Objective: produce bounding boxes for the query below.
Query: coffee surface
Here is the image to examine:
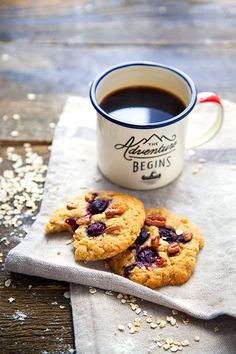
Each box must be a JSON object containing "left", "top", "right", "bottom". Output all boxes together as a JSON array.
[{"left": 100, "top": 86, "right": 186, "bottom": 125}]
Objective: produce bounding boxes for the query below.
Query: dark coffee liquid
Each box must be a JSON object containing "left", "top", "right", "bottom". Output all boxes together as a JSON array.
[{"left": 100, "top": 86, "right": 186, "bottom": 125}]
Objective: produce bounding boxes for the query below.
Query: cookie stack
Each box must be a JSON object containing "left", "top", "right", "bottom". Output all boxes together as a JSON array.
[{"left": 45, "top": 191, "right": 204, "bottom": 289}]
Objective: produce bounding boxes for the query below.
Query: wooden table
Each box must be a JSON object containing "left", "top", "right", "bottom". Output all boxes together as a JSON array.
[{"left": 0, "top": 1, "right": 235, "bottom": 352}]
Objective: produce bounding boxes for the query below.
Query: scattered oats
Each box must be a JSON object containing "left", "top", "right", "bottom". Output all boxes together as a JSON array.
[
  {"left": 214, "top": 326, "right": 219, "bottom": 332},
  {"left": 5, "top": 279, "right": 12, "bottom": 287},
  {"left": 49, "top": 122, "right": 56, "bottom": 129},
  {"left": 174, "top": 341, "right": 181, "bottom": 346},
  {"left": 89, "top": 287, "right": 97, "bottom": 294},
  {"left": 12, "top": 310, "right": 27, "bottom": 321},
  {"left": 23, "top": 143, "right": 31, "bottom": 148},
  {"left": 135, "top": 308, "right": 141, "bottom": 315},
  {"left": 166, "top": 337, "right": 174, "bottom": 344},
  {"left": 192, "top": 169, "right": 198, "bottom": 175},
  {"left": 181, "top": 340, "right": 189, "bottom": 346},
  {"left": 130, "top": 296, "right": 137, "bottom": 303},
  {"left": 167, "top": 316, "right": 177, "bottom": 326},
  {"left": 178, "top": 346, "right": 183, "bottom": 351},
  {"left": 130, "top": 303, "right": 137, "bottom": 310},
  {"left": 182, "top": 317, "right": 189, "bottom": 324},
  {"left": 150, "top": 323, "right": 158, "bottom": 329},
  {"left": 127, "top": 323, "right": 133, "bottom": 329},
  {"left": 2, "top": 114, "right": 9, "bottom": 121},
  {"left": 121, "top": 299, "right": 127, "bottom": 304},
  {"left": 142, "top": 311, "right": 148, "bottom": 316},
  {"left": 194, "top": 335, "right": 200, "bottom": 342},
  {"left": 163, "top": 343, "right": 170, "bottom": 350},
  {"left": 2, "top": 54, "right": 10, "bottom": 61},
  {"left": 105, "top": 290, "right": 113, "bottom": 296},
  {"left": 198, "top": 158, "right": 206, "bottom": 164},
  {"left": 170, "top": 345, "right": 179, "bottom": 352},
  {"left": 28, "top": 285, "right": 32, "bottom": 289},
  {"left": 134, "top": 318, "right": 141, "bottom": 327},
  {"left": 159, "top": 320, "right": 167, "bottom": 328},
  {"left": 12, "top": 114, "right": 21, "bottom": 120},
  {"left": 8, "top": 297, "right": 15, "bottom": 303},
  {"left": 188, "top": 149, "right": 196, "bottom": 156},
  {"left": 51, "top": 302, "right": 58, "bottom": 305},
  {"left": 68, "top": 349, "right": 75, "bottom": 354},
  {"left": 172, "top": 309, "right": 178, "bottom": 315},
  {"left": 27, "top": 93, "right": 36, "bottom": 101},
  {"left": 146, "top": 317, "right": 153, "bottom": 323},
  {"left": 10, "top": 130, "right": 19, "bottom": 137},
  {"left": 128, "top": 327, "right": 136, "bottom": 334},
  {"left": 59, "top": 305, "right": 65, "bottom": 309},
  {"left": 93, "top": 175, "right": 102, "bottom": 183},
  {"left": 63, "top": 292, "right": 70, "bottom": 299},
  {"left": 117, "top": 293, "right": 123, "bottom": 299},
  {"left": 118, "top": 324, "right": 125, "bottom": 331},
  {"left": 155, "top": 335, "right": 162, "bottom": 341}
]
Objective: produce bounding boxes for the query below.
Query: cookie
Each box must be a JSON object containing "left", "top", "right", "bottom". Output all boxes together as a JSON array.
[
  {"left": 45, "top": 191, "right": 145, "bottom": 261},
  {"left": 109, "top": 208, "right": 204, "bottom": 289}
]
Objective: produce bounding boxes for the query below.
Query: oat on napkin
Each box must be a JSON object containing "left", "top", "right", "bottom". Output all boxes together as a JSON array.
[
  {"left": 5, "top": 97, "right": 236, "bottom": 319},
  {"left": 71, "top": 284, "right": 236, "bottom": 354}
]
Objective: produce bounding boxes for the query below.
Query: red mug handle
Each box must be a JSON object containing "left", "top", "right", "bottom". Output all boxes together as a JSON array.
[{"left": 186, "top": 92, "right": 224, "bottom": 148}]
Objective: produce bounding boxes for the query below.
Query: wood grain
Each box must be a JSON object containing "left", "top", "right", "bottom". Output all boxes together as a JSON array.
[{"left": 1, "top": 43, "right": 236, "bottom": 142}]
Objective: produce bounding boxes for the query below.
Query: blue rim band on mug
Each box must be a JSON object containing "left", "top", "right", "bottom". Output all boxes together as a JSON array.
[{"left": 90, "top": 61, "right": 197, "bottom": 130}]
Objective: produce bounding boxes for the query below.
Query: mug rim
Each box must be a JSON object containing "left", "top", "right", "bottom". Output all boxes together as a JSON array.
[{"left": 89, "top": 61, "right": 197, "bottom": 129}]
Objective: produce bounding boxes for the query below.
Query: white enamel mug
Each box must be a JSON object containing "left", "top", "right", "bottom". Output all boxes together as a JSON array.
[{"left": 90, "top": 62, "right": 223, "bottom": 190}]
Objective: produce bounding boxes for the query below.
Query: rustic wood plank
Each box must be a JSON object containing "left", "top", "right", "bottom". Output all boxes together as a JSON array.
[
  {"left": 0, "top": 0, "right": 236, "bottom": 44},
  {"left": 1, "top": 42, "right": 236, "bottom": 142},
  {"left": 0, "top": 277, "right": 74, "bottom": 354}
]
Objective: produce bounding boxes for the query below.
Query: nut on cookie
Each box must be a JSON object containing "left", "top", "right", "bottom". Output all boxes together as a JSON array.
[
  {"left": 45, "top": 191, "right": 145, "bottom": 261},
  {"left": 109, "top": 208, "right": 204, "bottom": 289}
]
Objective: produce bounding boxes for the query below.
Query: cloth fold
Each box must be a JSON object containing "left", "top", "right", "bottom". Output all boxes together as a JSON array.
[{"left": 5, "top": 97, "right": 236, "bottom": 320}]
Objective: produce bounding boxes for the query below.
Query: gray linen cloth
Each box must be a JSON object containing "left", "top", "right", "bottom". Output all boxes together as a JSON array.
[
  {"left": 5, "top": 98, "right": 236, "bottom": 325},
  {"left": 71, "top": 284, "right": 236, "bottom": 354}
]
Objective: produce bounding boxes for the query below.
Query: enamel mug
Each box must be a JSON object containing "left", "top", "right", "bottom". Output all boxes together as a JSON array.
[{"left": 90, "top": 62, "right": 224, "bottom": 190}]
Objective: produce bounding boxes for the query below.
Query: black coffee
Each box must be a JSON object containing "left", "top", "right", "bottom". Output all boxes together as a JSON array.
[{"left": 100, "top": 86, "right": 186, "bottom": 125}]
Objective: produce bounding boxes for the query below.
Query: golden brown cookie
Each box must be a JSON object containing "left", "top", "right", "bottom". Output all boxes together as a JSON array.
[
  {"left": 109, "top": 208, "right": 204, "bottom": 289},
  {"left": 45, "top": 191, "right": 145, "bottom": 261}
]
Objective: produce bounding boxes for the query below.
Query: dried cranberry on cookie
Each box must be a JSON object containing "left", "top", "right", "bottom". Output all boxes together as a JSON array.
[
  {"left": 109, "top": 208, "right": 204, "bottom": 289},
  {"left": 45, "top": 191, "right": 145, "bottom": 261}
]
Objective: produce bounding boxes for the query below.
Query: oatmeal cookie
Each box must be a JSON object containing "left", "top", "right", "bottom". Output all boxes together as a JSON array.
[
  {"left": 45, "top": 191, "right": 145, "bottom": 261},
  {"left": 109, "top": 208, "right": 204, "bottom": 289}
]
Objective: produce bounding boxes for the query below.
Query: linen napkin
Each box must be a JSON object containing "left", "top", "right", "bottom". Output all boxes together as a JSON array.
[
  {"left": 71, "top": 284, "right": 236, "bottom": 354},
  {"left": 5, "top": 97, "right": 236, "bottom": 321}
]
